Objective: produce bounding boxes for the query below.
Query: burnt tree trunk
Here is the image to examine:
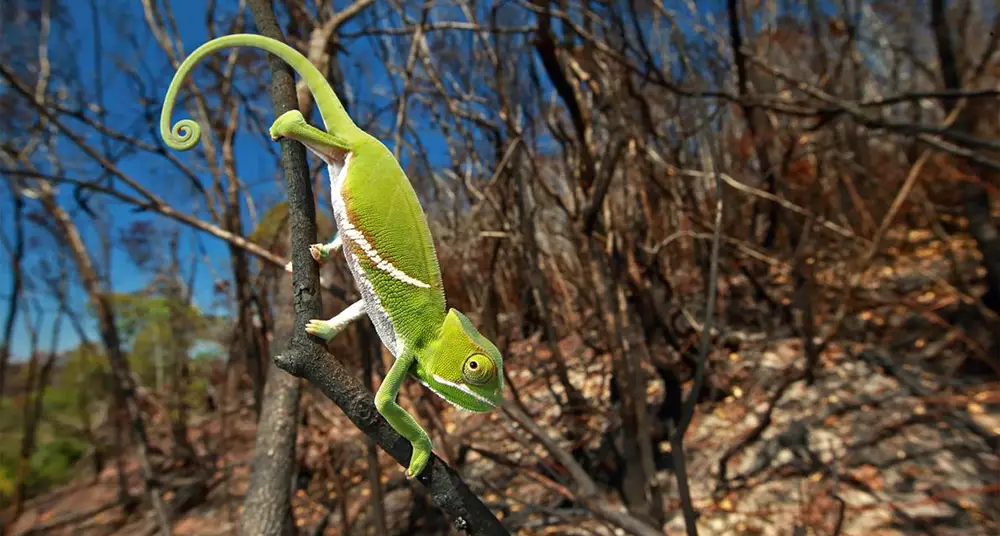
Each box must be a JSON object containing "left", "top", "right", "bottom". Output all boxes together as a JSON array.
[
  {"left": 727, "top": 0, "right": 782, "bottom": 249},
  {"left": 513, "top": 169, "right": 588, "bottom": 413},
  {"left": 930, "top": 0, "right": 1000, "bottom": 314},
  {"left": 165, "top": 235, "right": 196, "bottom": 464},
  {"left": 10, "top": 315, "right": 47, "bottom": 522},
  {"left": 585, "top": 240, "right": 662, "bottom": 525},
  {"left": 238, "top": 2, "right": 313, "bottom": 534},
  {"left": 228, "top": 224, "right": 268, "bottom": 413}
]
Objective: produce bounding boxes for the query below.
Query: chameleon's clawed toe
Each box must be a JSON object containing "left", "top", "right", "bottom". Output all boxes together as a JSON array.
[{"left": 269, "top": 110, "right": 307, "bottom": 141}]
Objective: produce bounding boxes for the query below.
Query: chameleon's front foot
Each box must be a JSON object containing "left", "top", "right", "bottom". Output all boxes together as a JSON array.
[
  {"left": 309, "top": 235, "right": 341, "bottom": 264},
  {"left": 309, "top": 243, "right": 331, "bottom": 263},
  {"left": 406, "top": 436, "right": 433, "bottom": 479},
  {"left": 269, "top": 110, "right": 307, "bottom": 141}
]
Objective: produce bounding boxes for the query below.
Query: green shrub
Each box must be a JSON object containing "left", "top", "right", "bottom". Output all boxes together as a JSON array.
[{"left": 25, "top": 436, "right": 88, "bottom": 496}]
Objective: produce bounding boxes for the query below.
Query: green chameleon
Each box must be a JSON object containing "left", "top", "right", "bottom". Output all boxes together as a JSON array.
[{"left": 159, "top": 34, "right": 504, "bottom": 478}]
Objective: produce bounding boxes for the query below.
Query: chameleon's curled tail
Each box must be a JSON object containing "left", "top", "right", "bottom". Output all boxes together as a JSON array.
[{"left": 160, "top": 34, "right": 360, "bottom": 151}]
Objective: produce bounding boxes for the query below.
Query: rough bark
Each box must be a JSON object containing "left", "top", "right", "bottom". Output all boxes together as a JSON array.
[
  {"left": 240, "top": 362, "right": 300, "bottom": 536},
  {"left": 360, "top": 322, "right": 389, "bottom": 536}
]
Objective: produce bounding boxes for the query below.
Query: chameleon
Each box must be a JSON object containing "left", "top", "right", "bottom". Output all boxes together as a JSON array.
[{"left": 159, "top": 34, "right": 504, "bottom": 478}]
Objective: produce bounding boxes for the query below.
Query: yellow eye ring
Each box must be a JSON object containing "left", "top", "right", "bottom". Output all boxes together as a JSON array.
[{"left": 462, "top": 354, "right": 494, "bottom": 385}]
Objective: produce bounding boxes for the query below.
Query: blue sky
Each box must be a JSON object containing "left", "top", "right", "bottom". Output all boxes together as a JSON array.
[
  {"left": 0, "top": 0, "right": 865, "bottom": 360},
  {"left": 1, "top": 0, "right": 381, "bottom": 359},
  {"left": 1, "top": 0, "right": 531, "bottom": 360}
]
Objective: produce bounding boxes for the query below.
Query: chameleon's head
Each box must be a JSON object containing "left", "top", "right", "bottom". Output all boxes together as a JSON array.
[{"left": 417, "top": 309, "right": 504, "bottom": 413}]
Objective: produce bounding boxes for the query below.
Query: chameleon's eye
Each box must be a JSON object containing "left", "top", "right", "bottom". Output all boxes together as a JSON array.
[{"left": 462, "top": 354, "right": 495, "bottom": 386}]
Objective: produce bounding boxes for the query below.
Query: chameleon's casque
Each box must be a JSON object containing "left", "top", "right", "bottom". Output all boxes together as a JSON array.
[{"left": 160, "top": 34, "right": 503, "bottom": 478}]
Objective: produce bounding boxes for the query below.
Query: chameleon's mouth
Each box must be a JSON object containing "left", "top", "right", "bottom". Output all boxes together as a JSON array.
[
  {"left": 315, "top": 145, "right": 349, "bottom": 167},
  {"left": 291, "top": 138, "right": 348, "bottom": 168}
]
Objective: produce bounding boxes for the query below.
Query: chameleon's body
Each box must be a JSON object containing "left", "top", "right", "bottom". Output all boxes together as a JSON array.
[
  {"left": 160, "top": 34, "right": 503, "bottom": 477},
  {"left": 328, "top": 141, "right": 445, "bottom": 359}
]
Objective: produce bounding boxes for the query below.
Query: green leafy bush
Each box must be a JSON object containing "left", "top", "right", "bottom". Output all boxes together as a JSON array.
[{"left": 26, "top": 436, "right": 88, "bottom": 495}]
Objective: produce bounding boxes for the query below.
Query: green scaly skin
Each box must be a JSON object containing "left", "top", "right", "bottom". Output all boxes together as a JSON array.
[{"left": 160, "top": 34, "right": 504, "bottom": 478}]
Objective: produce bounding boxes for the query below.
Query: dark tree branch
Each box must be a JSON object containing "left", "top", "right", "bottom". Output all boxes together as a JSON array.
[
  {"left": 238, "top": 3, "right": 311, "bottom": 536},
  {"left": 0, "top": 65, "right": 348, "bottom": 301},
  {"left": 501, "top": 404, "right": 663, "bottom": 536},
  {"left": 581, "top": 132, "right": 628, "bottom": 234},
  {"left": 859, "top": 348, "right": 998, "bottom": 452},
  {"left": 743, "top": 52, "right": 1000, "bottom": 175},
  {"left": 36, "top": 180, "right": 172, "bottom": 534},
  {"left": 530, "top": 0, "right": 596, "bottom": 191}
]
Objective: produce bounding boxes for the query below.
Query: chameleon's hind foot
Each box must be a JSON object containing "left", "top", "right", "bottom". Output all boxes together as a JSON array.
[
  {"left": 305, "top": 319, "right": 338, "bottom": 341},
  {"left": 305, "top": 300, "right": 366, "bottom": 342}
]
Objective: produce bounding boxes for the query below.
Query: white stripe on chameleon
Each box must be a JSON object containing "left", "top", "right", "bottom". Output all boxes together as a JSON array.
[
  {"left": 418, "top": 379, "right": 476, "bottom": 412},
  {"left": 431, "top": 374, "right": 495, "bottom": 407},
  {"left": 340, "top": 223, "right": 431, "bottom": 289}
]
